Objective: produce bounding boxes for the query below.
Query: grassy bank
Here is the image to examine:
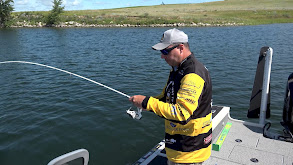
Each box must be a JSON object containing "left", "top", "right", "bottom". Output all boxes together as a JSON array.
[{"left": 10, "top": 0, "right": 293, "bottom": 27}]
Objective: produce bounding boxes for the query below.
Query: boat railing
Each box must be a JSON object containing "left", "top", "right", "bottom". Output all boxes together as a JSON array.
[
  {"left": 259, "top": 47, "right": 273, "bottom": 125},
  {"left": 47, "top": 149, "right": 89, "bottom": 165}
]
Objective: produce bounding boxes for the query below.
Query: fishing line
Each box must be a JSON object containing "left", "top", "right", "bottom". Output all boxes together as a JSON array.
[{"left": 0, "top": 61, "right": 142, "bottom": 119}]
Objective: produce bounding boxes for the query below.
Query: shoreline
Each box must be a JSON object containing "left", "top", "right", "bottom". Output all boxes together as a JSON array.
[
  {"left": 10, "top": 21, "right": 244, "bottom": 28},
  {"left": 3, "top": 0, "right": 292, "bottom": 29}
]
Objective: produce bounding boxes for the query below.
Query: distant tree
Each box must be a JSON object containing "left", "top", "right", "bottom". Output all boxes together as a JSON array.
[
  {"left": 0, "top": 0, "right": 14, "bottom": 28},
  {"left": 46, "top": 0, "right": 65, "bottom": 26}
]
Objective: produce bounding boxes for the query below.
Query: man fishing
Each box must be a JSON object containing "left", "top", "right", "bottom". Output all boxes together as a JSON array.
[{"left": 129, "top": 28, "right": 212, "bottom": 165}]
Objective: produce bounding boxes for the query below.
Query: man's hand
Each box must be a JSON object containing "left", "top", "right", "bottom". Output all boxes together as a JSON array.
[{"left": 129, "top": 95, "right": 146, "bottom": 109}]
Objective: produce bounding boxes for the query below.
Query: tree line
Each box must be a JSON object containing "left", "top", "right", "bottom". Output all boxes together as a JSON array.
[{"left": 0, "top": 0, "right": 64, "bottom": 28}]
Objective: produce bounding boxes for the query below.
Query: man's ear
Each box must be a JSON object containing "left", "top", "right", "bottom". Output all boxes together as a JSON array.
[{"left": 179, "top": 44, "right": 184, "bottom": 54}]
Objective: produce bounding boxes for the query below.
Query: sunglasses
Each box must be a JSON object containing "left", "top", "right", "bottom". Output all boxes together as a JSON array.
[{"left": 160, "top": 45, "right": 179, "bottom": 55}]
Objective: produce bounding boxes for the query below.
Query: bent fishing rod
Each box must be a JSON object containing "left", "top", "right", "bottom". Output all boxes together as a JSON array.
[{"left": 0, "top": 61, "right": 142, "bottom": 120}]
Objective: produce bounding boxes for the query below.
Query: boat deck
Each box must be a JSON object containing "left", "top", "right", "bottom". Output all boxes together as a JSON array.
[
  {"left": 133, "top": 106, "right": 293, "bottom": 165},
  {"left": 206, "top": 117, "right": 293, "bottom": 165}
]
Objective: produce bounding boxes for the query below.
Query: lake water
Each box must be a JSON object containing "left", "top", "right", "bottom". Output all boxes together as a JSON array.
[{"left": 0, "top": 24, "right": 292, "bottom": 165}]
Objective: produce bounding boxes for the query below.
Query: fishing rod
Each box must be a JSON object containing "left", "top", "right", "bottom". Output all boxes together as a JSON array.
[{"left": 0, "top": 61, "right": 142, "bottom": 120}]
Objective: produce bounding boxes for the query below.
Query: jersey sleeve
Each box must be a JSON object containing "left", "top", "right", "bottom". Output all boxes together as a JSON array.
[{"left": 146, "top": 73, "right": 205, "bottom": 124}]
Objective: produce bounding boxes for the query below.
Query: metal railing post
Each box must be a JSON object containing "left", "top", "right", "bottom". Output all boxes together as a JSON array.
[{"left": 259, "top": 47, "right": 273, "bottom": 125}]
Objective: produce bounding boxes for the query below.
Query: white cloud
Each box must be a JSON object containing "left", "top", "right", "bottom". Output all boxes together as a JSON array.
[
  {"left": 72, "top": 0, "right": 80, "bottom": 6},
  {"left": 14, "top": 0, "right": 37, "bottom": 11},
  {"left": 39, "top": 0, "right": 53, "bottom": 7},
  {"left": 63, "top": 0, "right": 81, "bottom": 6},
  {"left": 15, "top": 0, "right": 29, "bottom": 5}
]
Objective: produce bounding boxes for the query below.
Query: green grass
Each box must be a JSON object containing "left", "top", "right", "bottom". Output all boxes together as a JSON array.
[{"left": 10, "top": 0, "right": 293, "bottom": 27}]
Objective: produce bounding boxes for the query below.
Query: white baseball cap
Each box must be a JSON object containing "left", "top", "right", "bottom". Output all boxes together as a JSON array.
[{"left": 152, "top": 28, "right": 188, "bottom": 50}]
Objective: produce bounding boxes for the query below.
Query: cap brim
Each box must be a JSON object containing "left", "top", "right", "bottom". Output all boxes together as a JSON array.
[{"left": 152, "top": 43, "right": 170, "bottom": 50}]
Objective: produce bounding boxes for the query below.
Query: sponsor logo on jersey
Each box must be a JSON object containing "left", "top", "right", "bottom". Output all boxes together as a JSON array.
[
  {"left": 170, "top": 122, "right": 177, "bottom": 128},
  {"left": 204, "top": 133, "right": 212, "bottom": 144}
]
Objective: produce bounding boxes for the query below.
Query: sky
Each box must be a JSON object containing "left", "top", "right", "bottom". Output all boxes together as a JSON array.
[{"left": 13, "top": 0, "right": 219, "bottom": 12}]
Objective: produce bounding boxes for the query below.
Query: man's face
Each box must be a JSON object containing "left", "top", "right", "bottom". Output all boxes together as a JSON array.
[{"left": 160, "top": 45, "right": 181, "bottom": 67}]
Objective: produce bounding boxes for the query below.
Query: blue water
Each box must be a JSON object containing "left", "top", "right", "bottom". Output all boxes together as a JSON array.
[{"left": 0, "top": 24, "right": 292, "bottom": 165}]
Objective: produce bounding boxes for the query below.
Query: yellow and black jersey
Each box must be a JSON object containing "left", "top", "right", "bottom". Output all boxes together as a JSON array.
[{"left": 142, "top": 54, "right": 212, "bottom": 163}]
